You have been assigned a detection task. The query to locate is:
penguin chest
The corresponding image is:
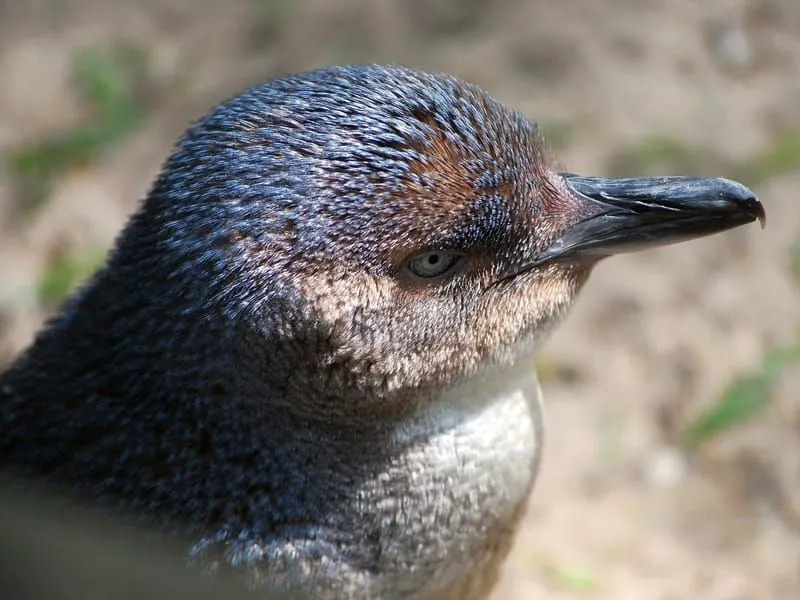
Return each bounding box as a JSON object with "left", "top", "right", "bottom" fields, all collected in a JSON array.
[{"left": 367, "top": 360, "right": 544, "bottom": 598}]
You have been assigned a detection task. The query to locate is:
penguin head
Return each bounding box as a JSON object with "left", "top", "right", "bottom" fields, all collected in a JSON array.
[{"left": 122, "top": 65, "right": 762, "bottom": 420}]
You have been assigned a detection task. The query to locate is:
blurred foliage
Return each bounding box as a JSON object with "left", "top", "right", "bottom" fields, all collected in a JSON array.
[
  {"left": 538, "top": 560, "right": 601, "bottom": 594},
  {"left": 533, "top": 354, "right": 560, "bottom": 383},
  {"left": 610, "top": 129, "right": 800, "bottom": 448},
  {"left": 7, "top": 43, "right": 151, "bottom": 214},
  {"left": 596, "top": 409, "right": 625, "bottom": 470},
  {"left": 681, "top": 342, "right": 800, "bottom": 450},
  {"left": 606, "top": 136, "right": 715, "bottom": 178},
  {"left": 247, "top": 0, "right": 296, "bottom": 48},
  {"left": 534, "top": 354, "right": 582, "bottom": 385},
  {"left": 790, "top": 237, "right": 800, "bottom": 287},
  {"left": 37, "top": 249, "right": 106, "bottom": 306},
  {"left": 607, "top": 125, "right": 800, "bottom": 187},
  {"left": 410, "top": 0, "right": 490, "bottom": 35},
  {"left": 736, "top": 124, "right": 800, "bottom": 185},
  {"left": 540, "top": 120, "right": 576, "bottom": 151}
]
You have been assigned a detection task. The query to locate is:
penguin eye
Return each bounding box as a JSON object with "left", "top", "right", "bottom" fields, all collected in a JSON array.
[{"left": 407, "top": 250, "right": 461, "bottom": 278}]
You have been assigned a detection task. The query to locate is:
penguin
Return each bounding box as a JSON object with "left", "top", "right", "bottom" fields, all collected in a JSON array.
[{"left": 0, "top": 65, "right": 764, "bottom": 599}]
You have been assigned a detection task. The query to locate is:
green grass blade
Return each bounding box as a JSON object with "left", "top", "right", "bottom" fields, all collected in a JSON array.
[{"left": 682, "top": 342, "right": 800, "bottom": 450}]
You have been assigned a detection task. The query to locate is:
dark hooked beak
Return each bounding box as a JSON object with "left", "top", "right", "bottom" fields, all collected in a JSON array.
[{"left": 534, "top": 175, "right": 765, "bottom": 265}]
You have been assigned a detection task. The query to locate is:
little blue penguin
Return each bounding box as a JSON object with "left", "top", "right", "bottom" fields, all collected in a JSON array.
[{"left": 0, "top": 65, "right": 765, "bottom": 599}]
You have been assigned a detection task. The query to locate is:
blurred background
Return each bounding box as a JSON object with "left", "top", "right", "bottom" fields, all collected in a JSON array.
[{"left": 0, "top": 0, "right": 799, "bottom": 598}]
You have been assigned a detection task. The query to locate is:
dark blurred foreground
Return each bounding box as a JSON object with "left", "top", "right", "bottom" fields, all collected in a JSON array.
[{"left": 0, "top": 482, "right": 286, "bottom": 600}]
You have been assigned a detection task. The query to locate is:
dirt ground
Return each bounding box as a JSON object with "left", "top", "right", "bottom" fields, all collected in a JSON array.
[{"left": 1, "top": 1, "right": 799, "bottom": 598}]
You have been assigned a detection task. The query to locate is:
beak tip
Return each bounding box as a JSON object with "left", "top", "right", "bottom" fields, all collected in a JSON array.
[
  {"left": 740, "top": 196, "right": 766, "bottom": 229},
  {"left": 741, "top": 195, "right": 766, "bottom": 229},
  {"left": 717, "top": 178, "right": 765, "bottom": 228},
  {"left": 754, "top": 203, "right": 767, "bottom": 229}
]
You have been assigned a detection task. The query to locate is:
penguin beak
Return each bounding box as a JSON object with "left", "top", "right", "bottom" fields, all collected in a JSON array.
[{"left": 534, "top": 175, "right": 765, "bottom": 265}]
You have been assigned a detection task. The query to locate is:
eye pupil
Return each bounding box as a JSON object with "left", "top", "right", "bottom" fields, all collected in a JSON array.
[{"left": 407, "top": 250, "right": 460, "bottom": 278}]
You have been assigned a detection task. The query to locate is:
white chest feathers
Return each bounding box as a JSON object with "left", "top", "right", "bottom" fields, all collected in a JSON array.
[{"left": 361, "top": 356, "right": 545, "bottom": 597}]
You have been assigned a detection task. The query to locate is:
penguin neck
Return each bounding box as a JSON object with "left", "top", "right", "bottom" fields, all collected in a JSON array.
[
  {"left": 389, "top": 350, "right": 543, "bottom": 446},
  {"left": 192, "top": 353, "right": 544, "bottom": 597}
]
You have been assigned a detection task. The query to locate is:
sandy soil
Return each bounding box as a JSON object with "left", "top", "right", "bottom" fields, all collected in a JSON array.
[{"left": 1, "top": 1, "right": 799, "bottom": 598}]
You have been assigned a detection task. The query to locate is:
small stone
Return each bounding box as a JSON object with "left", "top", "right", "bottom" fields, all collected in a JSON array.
[
  {"left": 706, "top": 21, "right": 753, "bottom": 73},
  {"left": 644, "top": 445, "right": 688, "bottom": 488}
]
